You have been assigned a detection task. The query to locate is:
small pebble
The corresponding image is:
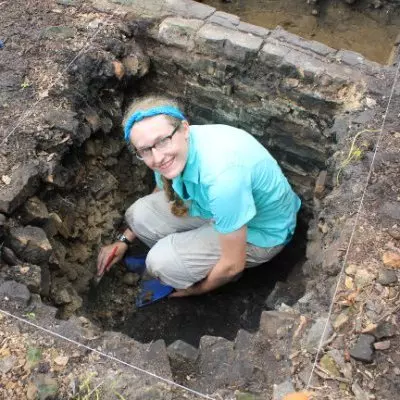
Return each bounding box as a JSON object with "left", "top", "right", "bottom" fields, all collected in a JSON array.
[
  {"left": 373, "top": 340, "right": 391, "bottom": 350},
  {"left": 311, "top": 9, "right": 318, "bottom": 15},
  {"left": 377, "top": 269, "right": 398, "bottom": 285}
]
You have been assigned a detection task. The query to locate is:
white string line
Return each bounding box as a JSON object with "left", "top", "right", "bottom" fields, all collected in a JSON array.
[
  {"left": 0, "top": 308, "right": 216, "bottom": 400},
  {"left": 306, "top": 60, "right": 400, "bottom": 389},
  {"left": 0, "top": 4, "right": 122, "bottom": 145}
]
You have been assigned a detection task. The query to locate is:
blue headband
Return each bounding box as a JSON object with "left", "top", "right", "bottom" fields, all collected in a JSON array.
[{"left": 124, "top": 106, "right": 186, "bottom": 142}]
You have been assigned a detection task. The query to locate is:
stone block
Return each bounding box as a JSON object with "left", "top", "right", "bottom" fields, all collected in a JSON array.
[
  {"left": 335, "top": 49, "right": 365, "bottom": 67},
  {"left": 259, "top": 39, "right": 290, "bottom": 68},
  {"left": 238, "top": 21, "right": 270, "bottom": 38},
  {"left": 164, "top": 0, "right": 216, "bottom": 19},
  {"left": 158, "top": 17, "right": 204, "bottom": 50},
  {"left": 196, "top": 23, "right": 263, "bottom": 62},
  {"left": 208, "top": 11, "right": 240, "bottom": 30},
  {"left": 271, "top": 26, "right": 335, "bottom": 57},
  {"left": 0, "top": 162, "right": 40, "bottom": 215}
]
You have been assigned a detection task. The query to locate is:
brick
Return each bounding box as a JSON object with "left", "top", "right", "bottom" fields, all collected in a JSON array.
[{"left": 158, "top": 17, "right": 204, "bottom": 49}]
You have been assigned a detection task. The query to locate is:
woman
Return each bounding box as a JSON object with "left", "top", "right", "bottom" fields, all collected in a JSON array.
[{"left": 97, "top": 96, "right": 301, "bottom": 297}]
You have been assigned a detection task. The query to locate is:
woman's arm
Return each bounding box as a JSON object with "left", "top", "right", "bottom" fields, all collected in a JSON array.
[{"left": 170, "top": 225, "right": 247, "bottom": 297}]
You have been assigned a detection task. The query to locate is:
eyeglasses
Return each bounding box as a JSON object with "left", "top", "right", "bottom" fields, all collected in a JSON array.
[{"left": 133, "top": 123, "right": 181, "bottom": 160}]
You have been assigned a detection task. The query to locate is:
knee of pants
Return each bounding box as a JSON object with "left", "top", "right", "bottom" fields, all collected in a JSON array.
[
  {"left": 145, "top": 238, "right": 193, "bottom": 289},
  {"left": 125, "top": 197, "right": 151, "bottom": 238}
]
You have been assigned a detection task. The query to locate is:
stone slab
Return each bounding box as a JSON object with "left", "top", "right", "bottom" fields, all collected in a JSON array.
[
  {"left": 158, "top": 17, "right": 204, "bottom": 49},
  {"left": 196, "top": 23, "right": 263, "bottom": 62},
  {"left": 208, "top": 11, "right": 240, "bottom": 29}
]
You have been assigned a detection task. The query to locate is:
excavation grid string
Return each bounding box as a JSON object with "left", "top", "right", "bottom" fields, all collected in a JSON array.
[
  {"left": 306, "top": 59, "right": 400, "bottom": 389},
  {"left": 0, "top": 308, "right": 215, "bottom": 400}
]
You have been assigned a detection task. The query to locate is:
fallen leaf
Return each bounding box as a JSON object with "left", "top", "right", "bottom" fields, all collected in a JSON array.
[
  {"left": 53, "top": 355, "right": 69, "bottom": 367},
  {"left": 2, "top": 175, "right": 11, "bottom": 185},
  {"left": 345, "top": 276, "right": 354, "bottom": 289},
  {"left": 382, "top": 251, "right": 400, "bottom": 269}
]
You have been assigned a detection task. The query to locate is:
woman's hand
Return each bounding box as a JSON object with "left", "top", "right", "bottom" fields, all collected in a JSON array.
[{"left": 97, "top": 242, "right": 128, "bottom": 276}]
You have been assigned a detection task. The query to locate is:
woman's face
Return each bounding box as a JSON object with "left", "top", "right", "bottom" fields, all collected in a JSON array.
[{"left": 129, "top": 114, "right": 190, "bottom": 180}]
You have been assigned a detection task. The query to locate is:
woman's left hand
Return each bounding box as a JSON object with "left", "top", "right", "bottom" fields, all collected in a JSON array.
[{"left": 169, "top": 285, "right": 201, "bottom": 297}]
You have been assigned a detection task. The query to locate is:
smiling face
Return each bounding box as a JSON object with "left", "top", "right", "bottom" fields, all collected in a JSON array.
[{"left": 129, "top": 114, "right": 190, "bottom": 180}]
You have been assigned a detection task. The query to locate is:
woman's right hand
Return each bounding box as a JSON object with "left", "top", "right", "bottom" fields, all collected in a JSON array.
[{"left": 97, "top": 242, "right": 128, "bottom": 276}]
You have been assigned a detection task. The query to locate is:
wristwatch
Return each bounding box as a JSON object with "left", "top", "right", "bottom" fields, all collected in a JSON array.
[{"left": 117, "top": 233, "right": 132, "bottom": 245}]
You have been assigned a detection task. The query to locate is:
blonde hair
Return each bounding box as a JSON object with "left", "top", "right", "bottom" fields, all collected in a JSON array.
[{"left": 124, "top": 95, "right": 188, "bottom": 217}]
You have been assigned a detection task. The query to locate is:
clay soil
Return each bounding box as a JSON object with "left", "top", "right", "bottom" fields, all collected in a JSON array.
[{"left": 1, "top": 1, "right": 400, "bottom": 400}]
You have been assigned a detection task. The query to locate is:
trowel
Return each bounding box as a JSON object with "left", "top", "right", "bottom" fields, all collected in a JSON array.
[{"left": 124, "top": 255, "right": 174, "bottom": 307}]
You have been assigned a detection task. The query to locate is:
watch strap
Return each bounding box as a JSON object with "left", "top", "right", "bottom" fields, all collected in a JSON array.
[{"left": 117, "top": 233, "right": 132, "bottom": 245}]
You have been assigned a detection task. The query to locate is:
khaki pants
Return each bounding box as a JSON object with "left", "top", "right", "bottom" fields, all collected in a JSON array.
[{"left": 125, "top": 191, "right": 284, "bottom": 289}]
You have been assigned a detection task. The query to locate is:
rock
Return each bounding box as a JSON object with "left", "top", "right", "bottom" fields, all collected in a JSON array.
[
  {"left": 272, "top": 380, "right": 295, "bottom": 400},
  {"left": 167, "top": 340, "right": 199, "bottom": 363},
  {"left": 382, "top": 251, "right": 400, "bottom": 269},
  {"left": 0, "top": 355, "right": 16, "bottom": 374},
  {"left": 377, "top": 269, "right": 398, "bottom": 285},
  {"left": 266, "top": 281, "right": 303, "bottom": 309},
  {"left": 388, "top": 225, "right": 400, "bottom": 240},
  {"left": 380, "top": 202, "right": 400, "bottom": 221},
  {"left": 0, "top": 162, "right": 40, "bottom": 214},
  {"left": 374, "top": 340, "right": 391, "bottom": 350},
  {"left": 43, "top": 213, "right": 63, "bottom": 238},
  {"left": 43, "top": 109, "right": 79, "bottom": 134},
  {"left": 259, "top": 311, "right": 298, "bottom": 338},
  {"left": 56, "top": 288, "right": 82, "bottom": 319},
  {"left": 20, "top": 196, "right": 49, "bottom": 225},
  {"left": 52, "top": 288, "right": 72, "bottom": 305},
  {"left": 372, "top": 321, "right": 397, "bottom": 339},
  {"left": 320, "top": 354, "right": 341, "bottom": 377},
  {"left": 0, "top": 280, "right": 30, "bottom": 304},
  {"left": 123, "top": 272, "right": 140, "bottom": 286},
  {"left": 9, "top": 226, "right": 52, "bottom": 264},
  {"left": 350, "top": 334, "right": 375, "bottom": 362},
  {"left": 354, "top": 268, "right": 375, "bottom": 288},
  {"left": 1, "top": 246, "right": 22, "bottom": 265},
  {"left": 305, "top": 317, "right": 333, "bottom": 354},
  {"left": 6, "top": 264, "right": 42, "bottom": 293},
  {"left": 89, "top": 170, "right": 118, "bottom": 200},
  {"left": 198, "top": 336, "right": 235, "bottom": 392},
  {"left": 0, "top": 213, "right": 6, "bottom": 239}
]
